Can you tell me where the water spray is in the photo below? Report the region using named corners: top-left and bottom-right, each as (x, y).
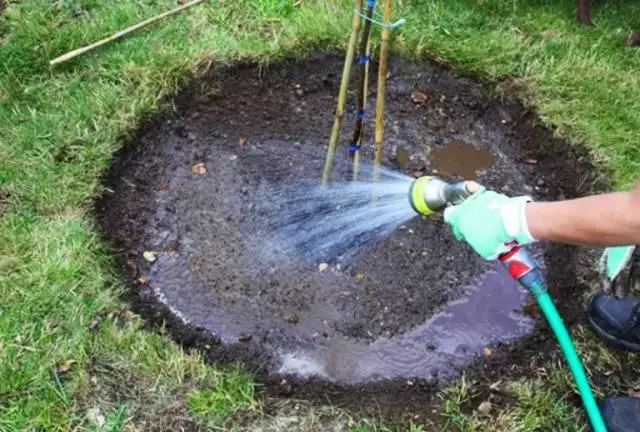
top-left (408, 176), bottom-right (607, 432)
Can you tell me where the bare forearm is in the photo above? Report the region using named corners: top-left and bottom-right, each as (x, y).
top-left (526, 187), bottom-right (640, 246)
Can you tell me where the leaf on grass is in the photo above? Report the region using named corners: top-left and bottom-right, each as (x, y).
top-left (483, 347), bottom-right (492, 357)
top-left (191, 163), bottom-right (207, 174)
top-left (238, 138), bottom-right (247, 145)
top-left (56, 360), bottom-right (76, 374)
top-left (356, 272), bottom-right (365, 281)
top-left (318, 263), bottom-right (328, 272)
top-left (136, 276), bottom-right (149, 284)
top-left (143, 251), bottom-right (157, 262)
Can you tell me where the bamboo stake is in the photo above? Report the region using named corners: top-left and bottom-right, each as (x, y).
top-left (348, 0), bottom-right (375, 165)
top-left (50, 0), bottom-right (207, 66)
top-left (352, 36), bottom-right (371, 181)
top-left (321, 0), bottom-right (362, 185)
top-left (373, 0), bottom-right (392, 183)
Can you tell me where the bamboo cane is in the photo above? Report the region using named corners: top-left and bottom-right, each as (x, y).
top-left (50, 0), bottom-right (207, 66)
top-left (321, 0), bottom-right (362, 185)
top-left (348, 0), bottom-right (375, 165)
top-left (373, 0), bottom-right (392, 182)
top-left (352, 36), bottom-right (371, 181)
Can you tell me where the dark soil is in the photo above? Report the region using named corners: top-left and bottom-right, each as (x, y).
top-left (97, 52), bottom-right (605, 422)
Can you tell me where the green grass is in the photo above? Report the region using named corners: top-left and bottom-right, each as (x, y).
top-left (1, 0), bottom-right (639, 430)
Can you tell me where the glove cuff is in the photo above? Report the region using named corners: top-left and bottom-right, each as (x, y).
top-left (501, 196), bottom-right (536, 245)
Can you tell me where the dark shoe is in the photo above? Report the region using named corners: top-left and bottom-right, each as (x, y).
top-left (586, 293), bottom-right (640, 352)
top-left (600, 397), bottom-right (640, 432)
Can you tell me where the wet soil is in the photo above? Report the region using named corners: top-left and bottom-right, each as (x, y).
top-left (97, 53), bottom-right (604, 421)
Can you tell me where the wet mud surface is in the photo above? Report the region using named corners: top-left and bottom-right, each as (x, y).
top-left (98, 53), bottom-right (603, 418)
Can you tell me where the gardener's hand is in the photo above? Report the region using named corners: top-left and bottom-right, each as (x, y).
top-left (443, 187), bottom-right (536, 260)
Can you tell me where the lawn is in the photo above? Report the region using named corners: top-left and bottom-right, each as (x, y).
top-left (0, 0), bottom-right (639, 430)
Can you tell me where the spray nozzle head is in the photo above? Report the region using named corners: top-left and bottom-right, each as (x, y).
top-left (409, 176), bottom-right (437, 216)
top-left (409, 176), bottom-right (481, 216)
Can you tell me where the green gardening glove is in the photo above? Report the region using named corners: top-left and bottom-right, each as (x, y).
top-left (599, 245), bottom-right (637, 297)
top-left (443, 187), bottom-right (536, 260)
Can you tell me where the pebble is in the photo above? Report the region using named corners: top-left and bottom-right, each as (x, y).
top-left (284, 313), bottom-right (299, 324)
top-left (238, 333), bottom-right (252, 342)
top-left (477, 401), bottom-right (492, 416)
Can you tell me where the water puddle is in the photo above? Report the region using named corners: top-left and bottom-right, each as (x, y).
top-left (431, 141), bottom-right (494, 180)
top-left (278, 264), bottom-right (534, 384)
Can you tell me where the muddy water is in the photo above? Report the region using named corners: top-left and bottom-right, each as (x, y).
top-left (98, 54), bottom-right (593, 390)
top-left (279, 267), bottom-right (533, 383)
top-left (431, 141), bottom-right (495, 181)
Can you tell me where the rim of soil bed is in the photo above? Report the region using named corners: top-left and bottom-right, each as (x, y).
top-left (96, 51), bottom-right (607, 422)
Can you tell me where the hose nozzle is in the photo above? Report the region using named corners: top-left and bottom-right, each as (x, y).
top-left (409, 176), bottom-right (481, 216)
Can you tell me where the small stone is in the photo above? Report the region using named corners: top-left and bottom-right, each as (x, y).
top-left (295, 89), bottom-right (304, 97)
top-left (136, 276), bottom-right (149, 284)
top-left (87, 407), bottom-right (105, 428)
top-left (229, 155), bottom-right (238, 161)
top-left (279, 379), bottom-right (293, 395)
top-left (410, 90), bottom-right (429, 104)
top-left (191, 163), bottom-right (207, 175)
top-left (143, 251), bottom-right (157, 263)
top-left (477, 401), bottom-right (492, 416)
top-left (238, 137), bottom-right (247, 145)
top-left (285, 313), bottom-right (299, 324)
top-left (536, 178), bottom-right (545, 186)
top-left (238, 333), bottom-right (252, 342)
top-left (187, 132), bottom-right (197, 141)
top-left (406, 380), bottom-right (415, 386)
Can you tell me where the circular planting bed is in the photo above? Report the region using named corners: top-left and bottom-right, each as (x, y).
top-left (98, 53), bottom-right (601, 413)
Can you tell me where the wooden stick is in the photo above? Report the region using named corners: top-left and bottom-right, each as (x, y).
top-left (321, 0), bottom-right (362, 185)
top-left (50, 0), bottom-right (207, 66)
top-left (373, 0), bottom-right (392, 182)
top-left (352, 36), bottom-right (371, 181)
top-left (348, 1), bottom-right (375, 158)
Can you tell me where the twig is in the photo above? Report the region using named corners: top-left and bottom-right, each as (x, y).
top-left (49, 0), bottom-right (208, 66)
top-left (321, 0), bottom-right (362, 185)
top-left (373, 0), bottom-right (392, 182)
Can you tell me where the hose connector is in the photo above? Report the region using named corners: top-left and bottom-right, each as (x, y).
top-left (408, 176), bottom-right (481, 216)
